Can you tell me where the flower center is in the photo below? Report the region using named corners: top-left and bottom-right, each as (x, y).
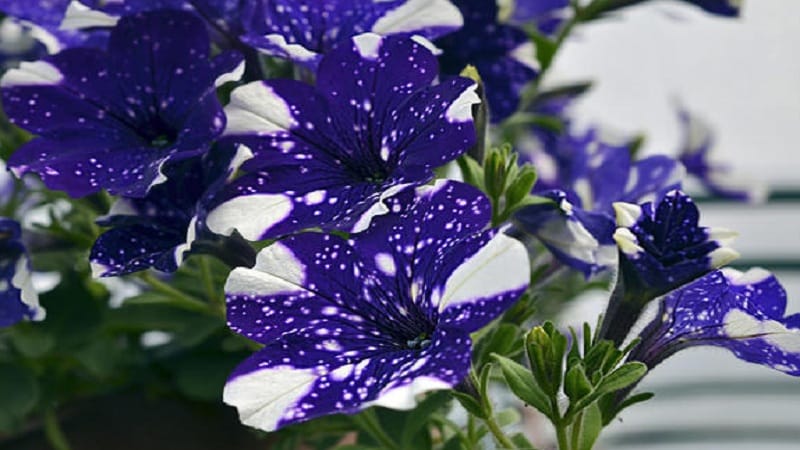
top-left (405, 332), bottom-right (431, 350)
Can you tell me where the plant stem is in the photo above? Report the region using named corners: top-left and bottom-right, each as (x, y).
top-left (198, 257), bottom-right (221, 310)
top-left (483, 414), bottom-right (518, 449)
top-left (43, 408), bottom-right (71, 450)
top-left (138, 272), bottom-right (213, 315)
top-left (555, 420), bottom-right (570, 450)
top-left (352, 409), bottom-right (400, 450)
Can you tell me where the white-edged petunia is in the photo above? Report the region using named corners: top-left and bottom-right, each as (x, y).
top-left (222, 180), bottom-right (529, 431)
top-left (1, 10), bottom-right (243, 198)
top-left (630, 268), bottom-right (800, 376)
top-left (206, 33), bottom-right (480, 241)
top-left (678, 107), bottom-right (766, 202)
top-left (514, 128), bottom-right (684, 277)
top-left (1, 217), bottom-right (44, 327)
top-left (612, 189), bottom-right (739, 301)
top-left (239, 0), bottom-right (463, 69)
top-left (437, 0), bottom-right (539, 122)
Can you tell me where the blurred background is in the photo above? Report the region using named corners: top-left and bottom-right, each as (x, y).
top-left (546, 1), bottom-right (800, 448)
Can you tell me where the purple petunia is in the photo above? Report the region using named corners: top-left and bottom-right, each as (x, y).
top-left (613, 189), bottom-right (739, 300)
top-left (509, 0), bottom-right (571, 35)
top-left (239, 0), bottom-right (463, 69)
top-left (89, 144), bottom-right (252, 277)
top-left (596, 0), bottom-right (741, 18)
top-left (630, 268), bottom-right (800, 376)
top-left (513, 128), bottom-right (684, 277)
top-left (206, 33), bottom-right (479, 241)
top-left (1, 217), bottom-right (44, 327)
top-left (437, 0), bottom-right (539, 122)
top-left (0, 10), bottom-right (243, 198)
top-left (222, 180), bottom-right (529, 431)
top-left (677, 107), bottom-right (766, 202)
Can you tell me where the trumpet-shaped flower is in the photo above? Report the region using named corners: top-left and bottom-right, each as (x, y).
top-left (613, 190), bottom-right (739, 300)
top-left (436, 0), bottom-right (539, 122)
top-left (678, 108), bottom-right (766, 202)
top-left (240, 0), bottom-right (463, 69)
top-left (1, 218), bottom-right (44, 327)
top-left (631, 268), bottom-right (800, 376)
top-left (206, 33), bottom-right (479, 241)
top-left (223, 180), bottom-right (529, 431)
top-left (1, 10), bottom-right (243, 197)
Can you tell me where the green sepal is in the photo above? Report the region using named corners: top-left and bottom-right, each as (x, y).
top-left (491, 354), bottom-right (553, 419)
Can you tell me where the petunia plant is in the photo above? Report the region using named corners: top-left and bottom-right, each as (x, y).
top-left (2, 1), bottom-right (797, 450)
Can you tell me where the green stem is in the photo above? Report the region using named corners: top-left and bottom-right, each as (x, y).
top-left (352, 409), bottom-right (400, 450)
top-left (199, 257), bottom-right (220, 309)
top-left (43, 408), bottom-right (72, 450)
top-left (555, 422), bottom-right (570, 450)
top-left (518, 2), bottom-right (584, 112)
top-left (482, 414), bottom-right (518, 450)
top-left (138, 272), bottom-right (214, 315)
top-left (570, 411), bottom-right (583, 450)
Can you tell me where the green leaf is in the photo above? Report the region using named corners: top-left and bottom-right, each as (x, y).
top-left (595, 362), bottom-right (647, 396)
top-left (574, 402), bottom-right (603, 450)
top-left (505, 165), bottom-right (537, 210)
top-left (400, 391), bottom-right (451, 448)
top-left (564, 364), bottom-right (592, 402)
top-left (9, 323), bottom-right (55, 358)
top-left (456, 155), bottom-right (485, 191)
top-left (495, 408), bottom-right (521, 428)
top-left (73, 336), bottom-right (121, 378)
top-left (0, 363), bottom-right (39, 432)
top-left (510, 432), bottom-right (535, 450)
top-left (492, 354), bottom-right (552, 419)
top-left (451, 391), bottom-right (486, 419)
top-left (601, 391), bottom-right (654, 426)
top-left (169, 352), bottom-right (244, 402)
top-left (475, 323), bottom-right (520, 366)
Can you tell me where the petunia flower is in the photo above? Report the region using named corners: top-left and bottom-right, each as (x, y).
top-left (0, 0), bottom-right (71, 27)
top-left (590, 0), bottom-right (741, 18)
top-left (612, 189), bottom-right (739, 301)
top-left (509, 0), bottom-right (571, 35)
top-left (222, 180), bottom-right (530, 431)
top-left (1, 217), bottom-right (45, 327)
top-left (0, 10), bottom-right (244, 198)
top-left (0, 18), bottom-right (48, 72)
top-left (239, 0), bottom-right (463, 69)
top-left (513, 128), bottom-right (683, 277)
top-left (630, 268), bottom-right (800, 376)
top-left (678, 107), bottom-right (766, 202)
top-left (437, 0), bottom-right (539, 122)
top-left (206, 33), bottom-right (479, 241)
top-left (89, 144), bottom-right (253, 277)
top-left (512, 190), bottom-right (617, 278)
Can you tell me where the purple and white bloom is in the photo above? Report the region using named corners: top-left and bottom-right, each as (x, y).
top-left (514, 129), bottom-right (684, 277)
top-left (678, 108), bottom-right (766, 202)
top-left (89, 144), bottom-right (252, 277)
top-left (613, 190), bottom-right (739, 300)
top-left (207, 33), bottom-right (479, 241)
top-left (0, 18), bottom-right (48, 72)
top-left (239, 0), bottom-right (463, 69)
top-left (1, 217), bottom-right (45, 327)
top-left (0, 0), bottom-right (70, 27)
top-left (223, 180), bottom-right (530, 431)
top-left (0, 10), bottom-right (243, 198)
top-left (513, 190), bottom-right (616, 278)
top-left (437, 0), bottom-right (539, 122)
top-left (509, 0), bottom-right (570, 35)
top-left (679, 0), bottom-right (741, 17)
top-left (631, 268), bottom-right (800, 376)
top-left (598, 0), bottom-right (741, 18)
